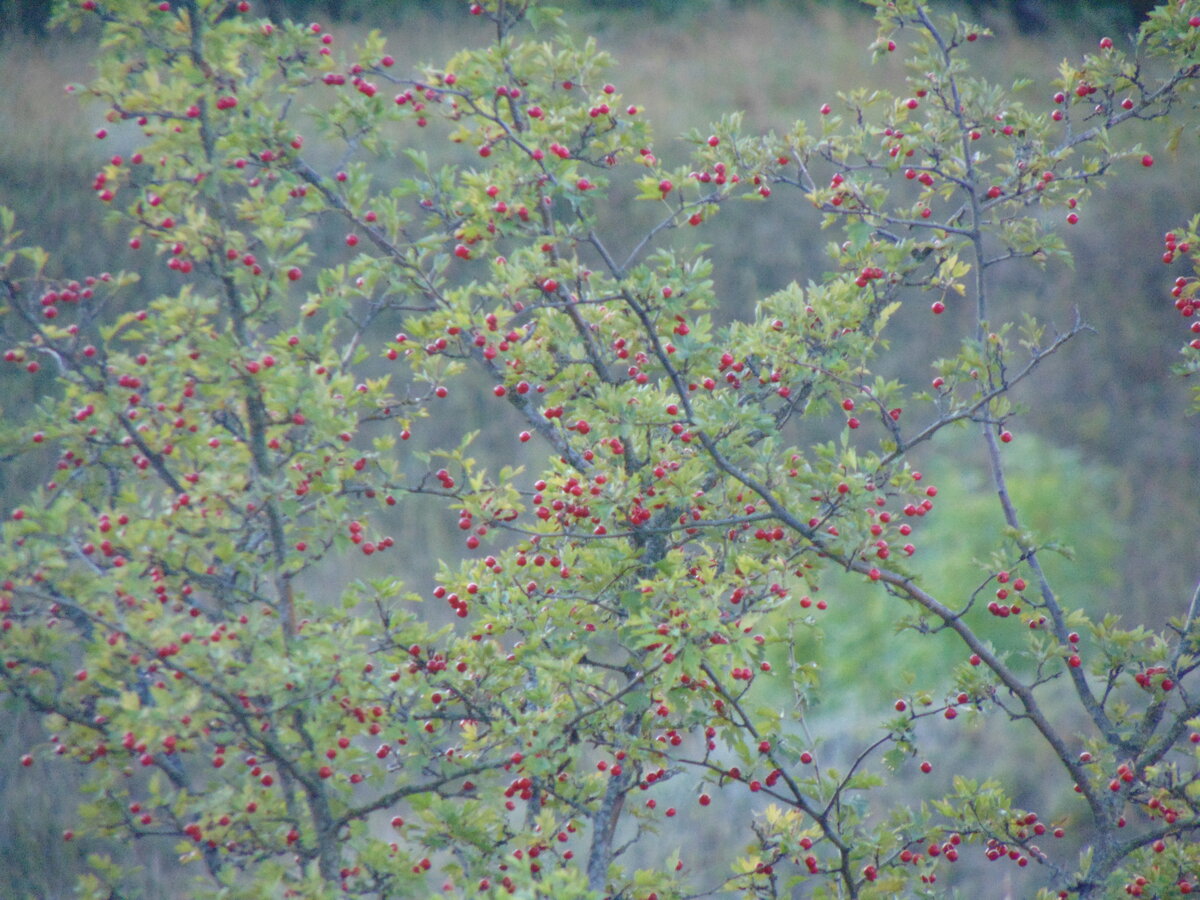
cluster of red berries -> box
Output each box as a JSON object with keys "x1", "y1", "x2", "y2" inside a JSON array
[{"x1": 1164, "y1": 232, "x2": 1200, "y2": 351}]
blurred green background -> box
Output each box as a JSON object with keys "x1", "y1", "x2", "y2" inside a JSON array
[
  {"x1": 0, "y1": 0, "x2": 1167, "y2": 36},
  {"x1": 2, "y1": 1, "x2": 1197, "y2": 896}
]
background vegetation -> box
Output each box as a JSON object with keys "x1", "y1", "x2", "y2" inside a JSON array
[
  {"x1": 1, "y1": 0, "x2": 1197, "y2": 895},
  {"x1": 0, "y1": 0, "x2": 1169, "y2": 36}
]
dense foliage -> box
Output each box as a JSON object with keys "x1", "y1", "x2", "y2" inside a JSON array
[{"x1": 3, "y1": 1, "x2": 1200, "y2": 898}]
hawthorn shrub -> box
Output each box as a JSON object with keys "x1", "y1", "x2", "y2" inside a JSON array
[{"x1": 3, "y1": 1, "x2": 1200, "y2": 897}]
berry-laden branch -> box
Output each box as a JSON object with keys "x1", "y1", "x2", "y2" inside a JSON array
[{"x1": 4, "y1": 1, "x2": 1200, "y2": 898}]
